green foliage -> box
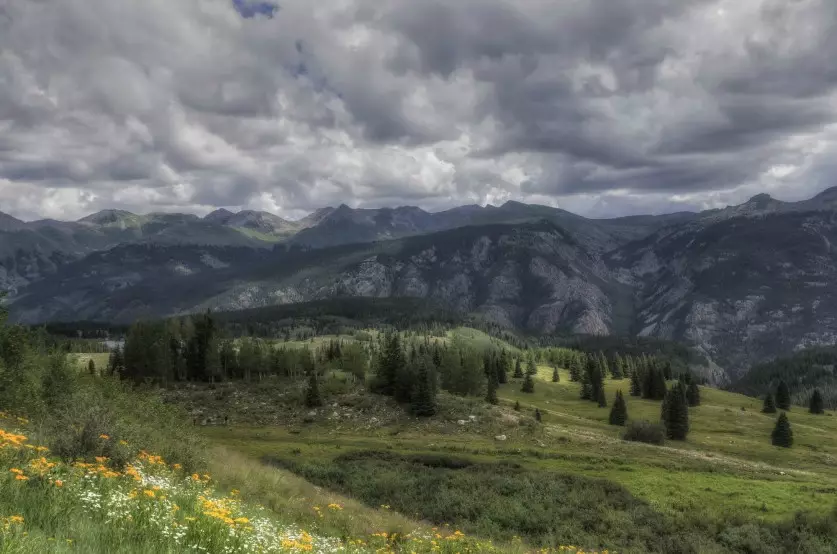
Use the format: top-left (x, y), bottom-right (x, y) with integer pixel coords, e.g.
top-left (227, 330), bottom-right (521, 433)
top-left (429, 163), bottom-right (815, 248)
top-left (809, 389), bottom-right (824, 415)
top-left (270, 450), bottom-right (682, 550)
top-left (525, 353), bottom-right (537, 376)
top-left (485, 363), bottom-right (499, 405)
top-left (762, 393), bottom-right (777, 414)
top-left (629, 367), bottom-right (642, 397)
top-left (771, 412), bottom-right (793, 448)
top-left (735, 345), bottom-right (837, 408)
top-left (661, 382), bottom-right (690, 441)
top-left (609, 390), bottom-right (627, 426)
top-left (411, 355), bottom-right (437, 417)
top-left (687, 382), bottom-right (701, 407)
top-left (513, 358), bottom-right (523, 378)
top-left (521, 371), bottom-right (534, 394)
top-left (596, 386), bottom-right (607, 408)
top-left (304, 366), bottom-right (323, 409)
top-left (776, 381), bottom-right (791, 411)
top-left (551, 366), bottom-right (560, 383)
top-left (622, 420), bottom-right (666, 445)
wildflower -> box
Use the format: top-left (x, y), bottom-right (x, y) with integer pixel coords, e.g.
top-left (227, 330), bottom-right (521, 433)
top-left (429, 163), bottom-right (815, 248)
top-left (94, 456), bottom-right (108, 463)
top-left (99, 434), bottom-right (110, 440)
top-left (9, 515), bottom-right (24, 524)
top-left (9, 468), bottom-right (23, 474)
top-left (15, 474), bottom-right (29, 481)
top-left (143, 490), bottom-right (156, 498)
top-left (119, 440), bottom-right (129, 446)
top-left (54, 480), bottom-right (63, 487)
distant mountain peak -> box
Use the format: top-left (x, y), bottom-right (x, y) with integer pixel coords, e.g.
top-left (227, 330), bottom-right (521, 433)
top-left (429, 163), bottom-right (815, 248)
top-left (745, 193), bottom-right (773, 204)
top-left (813, 186), bottom-right (837, 201)
top-left (0, 211), bottom-right (26, 232)
top-left (78, 209), bottom-right (138, 226)
top-left (204, 208), bottom-right (235, 224)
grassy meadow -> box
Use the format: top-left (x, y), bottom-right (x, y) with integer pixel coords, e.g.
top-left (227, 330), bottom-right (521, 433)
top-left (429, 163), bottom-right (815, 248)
top-left (6, 326), bottom-right (837, 553)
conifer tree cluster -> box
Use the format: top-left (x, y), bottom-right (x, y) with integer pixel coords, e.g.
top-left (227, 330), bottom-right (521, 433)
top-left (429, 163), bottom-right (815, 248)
top-left (762, 393), bottom-right (777, 413)
top-left (661, 382), bottom-right (690, 440)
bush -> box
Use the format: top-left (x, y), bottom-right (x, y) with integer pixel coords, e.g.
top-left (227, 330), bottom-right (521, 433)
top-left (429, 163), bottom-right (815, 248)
top-left (622, 420), bottom-right (665, 445)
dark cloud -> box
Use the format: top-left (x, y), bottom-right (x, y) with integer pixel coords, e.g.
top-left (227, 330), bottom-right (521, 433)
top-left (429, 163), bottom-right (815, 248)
top-left (0, 0), bottom-right (835, 221)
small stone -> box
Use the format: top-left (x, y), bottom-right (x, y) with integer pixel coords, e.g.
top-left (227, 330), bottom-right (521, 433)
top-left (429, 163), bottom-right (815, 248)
top-left (495, 434), bottom-right (507, 441)
top-left (457, 419), bottom-right (466, 425)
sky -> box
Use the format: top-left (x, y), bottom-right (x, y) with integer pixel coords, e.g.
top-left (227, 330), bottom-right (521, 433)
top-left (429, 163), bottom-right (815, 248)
top-left (1, 0), bottom-right (836, 221)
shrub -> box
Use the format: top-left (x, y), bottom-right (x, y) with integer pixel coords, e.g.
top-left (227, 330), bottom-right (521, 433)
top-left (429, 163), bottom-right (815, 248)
top-left (622, 420), bottom-right (665, 445)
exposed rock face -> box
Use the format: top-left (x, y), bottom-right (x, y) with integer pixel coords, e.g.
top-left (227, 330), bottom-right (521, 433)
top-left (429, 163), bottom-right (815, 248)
top-left (5, 189), bottom-right (837, 383)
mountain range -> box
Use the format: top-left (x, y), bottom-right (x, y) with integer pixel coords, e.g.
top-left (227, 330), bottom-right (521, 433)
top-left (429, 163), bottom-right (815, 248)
top-left (3, 187), bottom-right (837, 384)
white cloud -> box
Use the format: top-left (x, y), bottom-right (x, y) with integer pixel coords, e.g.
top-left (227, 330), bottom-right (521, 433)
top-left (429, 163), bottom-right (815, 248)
top-left (0, 0), bottom-right (836, 221)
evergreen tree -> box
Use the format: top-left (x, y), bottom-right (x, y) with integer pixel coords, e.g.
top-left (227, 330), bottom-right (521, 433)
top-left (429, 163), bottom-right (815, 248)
top-left (569, 354), bottom-right (582, 382)
top-left (661, 382), bottom-right (690, 440)
top-left (526, 353), bottom-right (538, 376)
top-left (762, 393), bottom-right (777, 414)
top-left (612, 354), bottom-right (624, 379)
top-left (521, 371), bottom-right (535, 393)
top-left (304, 366), bottom-right (323, 408)
top-left (514, 400), bottom-right (521, 411)
top-left (87, 358), bottom-right (96, 376)
top-left (534, 408), bottom-right (542, 422)
top-left (598, 352), bottom-right (610, 379)
top-left (609, 390), bottom-right (628, 426)
top-left (412, 355), bottom-right (437, 417)
top-left (771, 412), bottom-right (793, 448)
top-left (686, 382), bottom-right (701, 407)
top-left (485, 365), bottom-right (499, 405)
top-left (374, 333), bottom-right (405, 396)
top-left (809, 389), bottom-right (825, 415)
top-left (776, 380), bottom-right (791, 411)
top-left (497, 350), bottom-right (509, 384)
top-left (662, 360), bottom-right (673, 380)
top-left (513, 358), bottom-right (524, 378)
top-left (552, 366), bottom-right (560, 383)
top-left (580, 369), bottom-right (592, 400)
top-left (629, 368), bottom-right (642, 397)
top-left (597, 386), bottom-right (607, 408)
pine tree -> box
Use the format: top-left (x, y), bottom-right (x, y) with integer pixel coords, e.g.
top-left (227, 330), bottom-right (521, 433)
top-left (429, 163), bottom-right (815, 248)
top-left (497, 350), bottom-right (509, 384)
top-left (686, 382), bottom-right (701, 407)
top-left (597, 386), bottom-right (607, 408)
top-left (534, 408), bottom-right (542, 422)
top-left (762, 393), bottom-right (777, 414)
top-left (776, 380), bottom-right (791, 411)
top-left (513, 400), bottom-right (521, 411)
top-left (552, 366), bottom-right (560, 383)
top-left (569, 354), bottom-right (582, 381)
top-left (809, 389), bottom-right (824, 415)
top-left (609, 390), bottom-right (628, 426)
top-left (412, 355), bottom-right (437, 417)
top-left (485, 365), bottom-right (499, 405)
top-left (525, 353), bottom-right (537, 376)
top-left (629, 368), bottom-right (642, 397)
top-left (580, 369), bottom-right (592, 400)
top-left (771, 412), bottom-right (793, 448)
top-left (598, 352), bottom-right (610, 379)
top-left (375, 333), bottom-right (405, 397)
top-left (87, 358), bottom-right (96, 376)
top-left (304, 367), bottom-right (323, 408)
top-left (661, 382), bottom-right (689, 440)
top-left (513, 359), bottom-right (524, 378)
top-left (612, 354), bottom-right (624, 380)
top-left (521, 371), bottom-right (535, 393)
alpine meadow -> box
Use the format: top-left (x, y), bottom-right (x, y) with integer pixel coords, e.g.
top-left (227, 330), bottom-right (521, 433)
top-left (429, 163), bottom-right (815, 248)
top-left (3, 0), bottom-right (837, 552)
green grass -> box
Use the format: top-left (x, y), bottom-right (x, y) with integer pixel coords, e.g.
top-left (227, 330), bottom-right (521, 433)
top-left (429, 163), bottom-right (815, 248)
top-left (199, 363), bottom-right (837, 552)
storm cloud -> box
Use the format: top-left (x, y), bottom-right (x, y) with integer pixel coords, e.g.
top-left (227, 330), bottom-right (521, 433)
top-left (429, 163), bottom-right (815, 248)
top-left (0, 0), bottom-right (835, 220)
